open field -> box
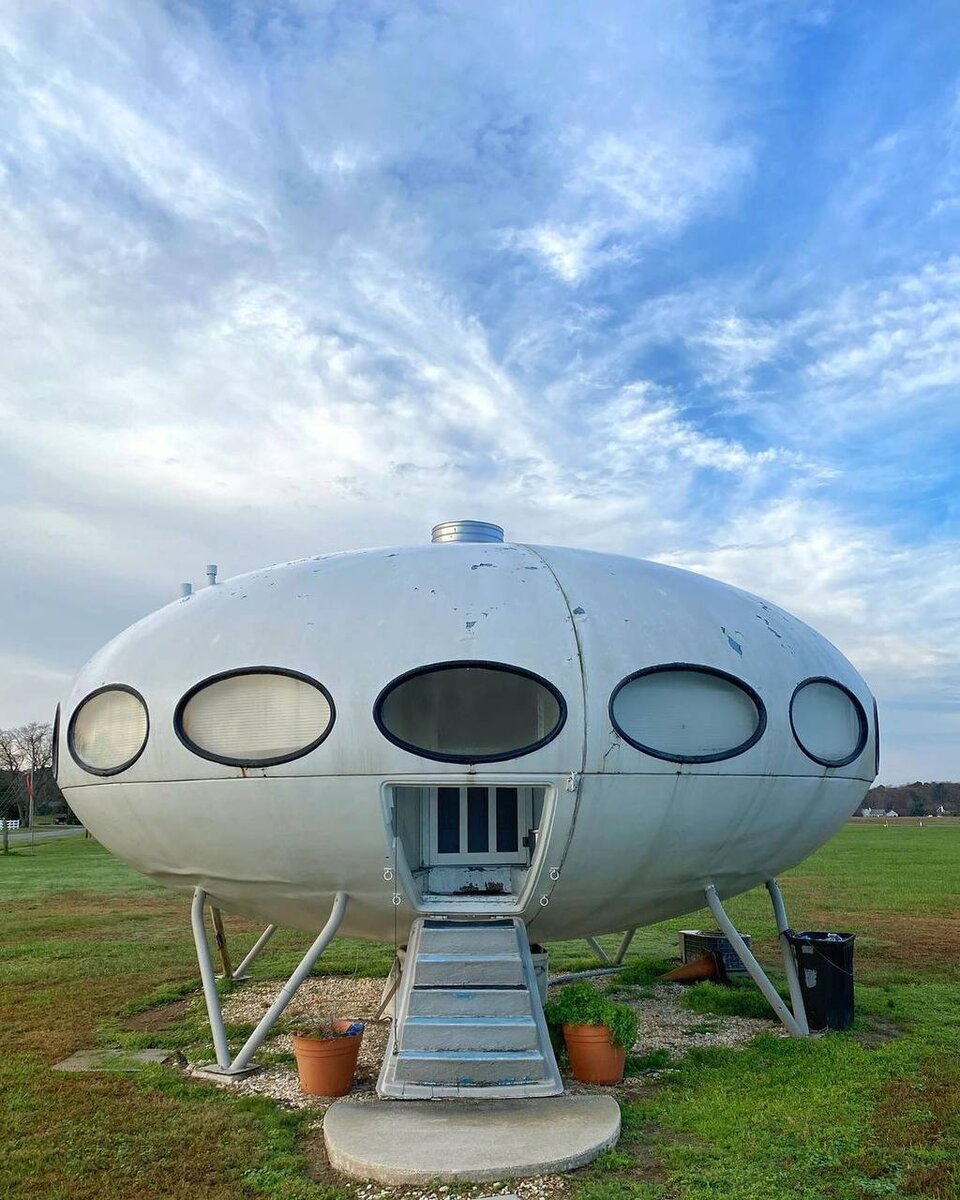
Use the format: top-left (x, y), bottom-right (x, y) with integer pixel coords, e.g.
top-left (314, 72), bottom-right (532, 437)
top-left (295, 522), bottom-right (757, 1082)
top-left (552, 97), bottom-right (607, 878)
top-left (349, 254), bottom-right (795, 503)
top-left (2, 824), bottom-right (959, 1200)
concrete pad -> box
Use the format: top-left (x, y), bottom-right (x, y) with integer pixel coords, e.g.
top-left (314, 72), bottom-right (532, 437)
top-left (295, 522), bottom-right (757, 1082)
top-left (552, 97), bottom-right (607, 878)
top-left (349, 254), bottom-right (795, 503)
top-left (53, 1048), bottom-right (183, 1073)
top-left (323, 1094), bottom-right (621, 1184)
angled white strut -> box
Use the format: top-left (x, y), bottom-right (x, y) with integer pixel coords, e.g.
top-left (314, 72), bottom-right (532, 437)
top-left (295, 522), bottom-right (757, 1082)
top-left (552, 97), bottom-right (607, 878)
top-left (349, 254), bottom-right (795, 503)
top-left (191, 887), bottom-right (349, 1075)
top-left (704, 881), bottom-right (809, 1038)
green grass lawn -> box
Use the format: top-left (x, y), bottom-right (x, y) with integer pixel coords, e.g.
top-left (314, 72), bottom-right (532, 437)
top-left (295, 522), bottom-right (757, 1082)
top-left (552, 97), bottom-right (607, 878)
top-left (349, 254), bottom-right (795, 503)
top-left (2, 825), bottom-right (959, 1199)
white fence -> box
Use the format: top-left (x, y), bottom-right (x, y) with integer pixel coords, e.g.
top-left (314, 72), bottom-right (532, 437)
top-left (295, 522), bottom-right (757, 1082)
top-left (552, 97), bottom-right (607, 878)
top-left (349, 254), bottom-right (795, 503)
top-left (1, 819), bottom-right (20, 830)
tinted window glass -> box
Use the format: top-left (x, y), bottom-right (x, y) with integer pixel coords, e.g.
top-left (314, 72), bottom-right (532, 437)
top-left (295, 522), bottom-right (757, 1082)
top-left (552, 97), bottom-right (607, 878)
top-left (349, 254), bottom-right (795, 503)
top-left (376, 662), bottom-right (565, 763)
top-left (791, 679), bottom-right (867, 767)
top-left (611, 665), bottom-right (765, 763)
top-left (437, 787), bottom-right (460, 854)
top-left (496, 787), bottom-right (519, 853)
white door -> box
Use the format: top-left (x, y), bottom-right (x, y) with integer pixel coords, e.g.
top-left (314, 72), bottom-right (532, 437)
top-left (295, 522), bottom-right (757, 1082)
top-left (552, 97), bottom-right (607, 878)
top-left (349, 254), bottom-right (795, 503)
top-left (426, 786), bottom-right (532, 866)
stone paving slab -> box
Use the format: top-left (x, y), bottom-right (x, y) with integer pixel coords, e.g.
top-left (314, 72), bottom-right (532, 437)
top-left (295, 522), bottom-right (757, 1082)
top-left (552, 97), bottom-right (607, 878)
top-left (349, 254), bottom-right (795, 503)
top-left (53, 1048), bottom-right (183, 1073)
top-left (323, 1094), bottom-right (621, 1184)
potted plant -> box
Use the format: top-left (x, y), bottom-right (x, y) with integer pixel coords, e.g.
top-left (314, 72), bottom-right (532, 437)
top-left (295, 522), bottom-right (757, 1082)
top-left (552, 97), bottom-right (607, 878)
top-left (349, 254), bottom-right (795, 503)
top-left (289, 1019), bottom-right (365, 1096)
top-left (544, 983), bottom-right (637, 1085)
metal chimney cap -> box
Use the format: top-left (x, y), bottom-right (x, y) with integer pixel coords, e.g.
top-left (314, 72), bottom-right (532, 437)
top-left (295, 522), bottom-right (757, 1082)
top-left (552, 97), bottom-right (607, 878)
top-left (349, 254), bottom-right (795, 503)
top-left (431, 520), bottom-right (505, 544)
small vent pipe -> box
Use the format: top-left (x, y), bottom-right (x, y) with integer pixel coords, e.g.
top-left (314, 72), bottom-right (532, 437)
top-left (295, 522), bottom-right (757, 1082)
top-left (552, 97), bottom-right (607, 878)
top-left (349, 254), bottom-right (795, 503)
top-left (431, 520), bottom-right (504, 544)
top-left (206, 564), bottom-right (219, 586)
top-left (180, 583), bottom-right (193, 599)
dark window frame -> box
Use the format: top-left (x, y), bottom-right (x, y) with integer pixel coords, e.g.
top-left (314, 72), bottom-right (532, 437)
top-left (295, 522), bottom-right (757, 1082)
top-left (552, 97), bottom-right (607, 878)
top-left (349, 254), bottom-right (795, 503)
top-left (67, 684), bottom-right (150, 777)
top-left (174, 666), bottom-right (336, 768)
top-left (373, 659), bottom-right (567, 764)
top-left (608, 662), bottom-right (767, 764)
top-left (52, 703), bottom-right (61, 781)
top-left (873, 697), bottom-right (880, 777)
top-left (789, 676), bottom-right (868, 768)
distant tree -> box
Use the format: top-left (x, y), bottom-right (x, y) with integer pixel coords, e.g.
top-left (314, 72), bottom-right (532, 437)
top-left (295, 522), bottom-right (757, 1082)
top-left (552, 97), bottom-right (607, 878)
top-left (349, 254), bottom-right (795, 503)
top-left (0, 722), bottom-right (53, 829)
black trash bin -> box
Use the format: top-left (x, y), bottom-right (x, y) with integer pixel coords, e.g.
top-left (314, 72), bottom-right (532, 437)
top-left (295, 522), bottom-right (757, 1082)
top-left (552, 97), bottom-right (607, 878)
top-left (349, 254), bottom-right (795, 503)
top-left (785, 931), bottom-right (855, 1031)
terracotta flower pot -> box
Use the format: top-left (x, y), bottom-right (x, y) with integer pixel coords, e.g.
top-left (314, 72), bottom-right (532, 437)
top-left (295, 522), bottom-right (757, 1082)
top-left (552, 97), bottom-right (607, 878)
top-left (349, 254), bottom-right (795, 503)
top-left (562, 1022), bottom-right (627, 1085)
top-left (292, 1020), bottom-right (364, 1096)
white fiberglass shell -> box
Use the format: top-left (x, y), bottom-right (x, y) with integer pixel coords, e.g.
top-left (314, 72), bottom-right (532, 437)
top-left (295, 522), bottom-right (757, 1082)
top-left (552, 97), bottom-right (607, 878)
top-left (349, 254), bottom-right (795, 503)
top-left (58, 540), bottom-right (877, 939)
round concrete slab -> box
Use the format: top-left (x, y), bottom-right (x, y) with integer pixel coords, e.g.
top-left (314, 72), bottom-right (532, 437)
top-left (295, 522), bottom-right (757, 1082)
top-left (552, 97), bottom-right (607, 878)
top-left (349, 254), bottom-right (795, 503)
top-left (323, 1094), bottom-right (621, 1184)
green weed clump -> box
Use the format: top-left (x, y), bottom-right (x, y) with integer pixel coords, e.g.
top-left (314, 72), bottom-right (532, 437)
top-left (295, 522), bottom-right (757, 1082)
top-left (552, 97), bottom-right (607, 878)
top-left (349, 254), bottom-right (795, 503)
top-left (617, 957), bottom-right (674, 986)
top-left (681, 979), bottom-right (785, 1021)
top-left (625, 1048), bottom-right (674, 1074)
top-left (544, 982), bottom-right (638, 1049)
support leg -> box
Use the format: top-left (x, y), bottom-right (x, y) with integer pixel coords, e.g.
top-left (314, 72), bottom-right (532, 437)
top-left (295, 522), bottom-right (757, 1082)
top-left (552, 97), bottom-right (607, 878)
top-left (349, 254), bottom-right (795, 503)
top-left (191, 889), bottom-right (231, 1069)
top-left (229, 891), bottom-right (349, 1074)
top-left (210, 907), bottom-right (233, 980)
top-left (704, 884), bottom-right (805, 1038)
top-left (613, 927), bottom-right (637, 966)
top-left (231, 924), bottom-right (278, 982)
top-left (585, 935), bottom-right (612, 965)
top-left (765, 878), bottom-right (809, 1036)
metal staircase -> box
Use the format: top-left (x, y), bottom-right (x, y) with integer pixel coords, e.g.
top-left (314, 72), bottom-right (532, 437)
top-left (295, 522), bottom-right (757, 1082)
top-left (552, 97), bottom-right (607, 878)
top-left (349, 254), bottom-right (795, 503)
top-left (377, 917), bottom-right (563, 1099)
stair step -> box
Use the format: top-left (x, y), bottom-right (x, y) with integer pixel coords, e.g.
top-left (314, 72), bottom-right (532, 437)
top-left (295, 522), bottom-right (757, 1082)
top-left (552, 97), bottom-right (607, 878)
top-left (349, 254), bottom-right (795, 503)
top-left (400, 1016), bottom-right (539, 1052)
top-left (419, 924), bottom-right (518, 956)
top-left (393, 1050), bottom-right (549, 1087)
top-left (414, 954), bottom-right (524, 987)
top-left (406, 987), bottom-right (532, 1018)
top-left (376, 915), bottom-right (562, 1099)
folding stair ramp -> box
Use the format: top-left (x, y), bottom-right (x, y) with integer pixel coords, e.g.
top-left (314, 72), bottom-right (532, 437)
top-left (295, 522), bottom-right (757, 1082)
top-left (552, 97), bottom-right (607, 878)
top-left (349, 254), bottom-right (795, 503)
top-left (377, 917), bottom-right (563, 1098)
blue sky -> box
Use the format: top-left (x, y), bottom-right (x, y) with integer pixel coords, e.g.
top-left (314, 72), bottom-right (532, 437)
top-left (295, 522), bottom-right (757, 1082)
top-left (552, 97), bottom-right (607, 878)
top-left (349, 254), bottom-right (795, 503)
top-left (1, 1), bottom-right (957, 782)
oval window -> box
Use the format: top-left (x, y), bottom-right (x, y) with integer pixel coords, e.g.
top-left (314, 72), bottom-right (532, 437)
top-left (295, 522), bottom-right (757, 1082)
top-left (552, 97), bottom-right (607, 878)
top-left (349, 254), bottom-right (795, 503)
top-left (175, 668), bottom-right (335, 767)
top-left (610, 664), bottom-right (765, 763)
top-left (375, 661), bottom-right (566, 763)
top-left (68, 686), bottom-right (149, 776)
top-left (790, 678), bottom-right (867, 768)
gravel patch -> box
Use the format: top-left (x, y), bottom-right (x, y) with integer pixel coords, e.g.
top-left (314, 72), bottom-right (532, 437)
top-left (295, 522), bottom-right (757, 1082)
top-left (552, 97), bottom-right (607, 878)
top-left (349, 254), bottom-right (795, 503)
top-left (182, 973), bottom-right (778, 1197)
top-left (186, 975), bottom-right (391, 1106)
top-left (349, 1177), bottom-right (568, 1200)
top-left (186, 974), bottom-right (777, 1106)
top-left (621, 981), bottom-right (779, 1054)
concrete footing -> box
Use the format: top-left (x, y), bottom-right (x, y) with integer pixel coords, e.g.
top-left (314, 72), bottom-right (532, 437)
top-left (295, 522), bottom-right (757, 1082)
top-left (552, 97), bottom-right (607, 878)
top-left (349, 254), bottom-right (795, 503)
top-left (52, 1049), bottom-right (183, 1073)
top-left (323, 1094), bottom-right (621, 1184)
top-left (191, 1063), bottom-right (261, 1082)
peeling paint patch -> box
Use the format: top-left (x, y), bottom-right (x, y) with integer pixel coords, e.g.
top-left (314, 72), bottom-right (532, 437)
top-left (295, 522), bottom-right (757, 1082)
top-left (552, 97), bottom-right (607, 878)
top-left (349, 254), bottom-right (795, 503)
top-left (572, 606), bottom-right (586, 616)
top-left (755, 613), bottom-right (783, 640)
top-left (721, 627), bottom-right (743, 656)
top-left (470, 563), bottom-right (495, 570)
top-left (465, 620), bottom-right (477, 630)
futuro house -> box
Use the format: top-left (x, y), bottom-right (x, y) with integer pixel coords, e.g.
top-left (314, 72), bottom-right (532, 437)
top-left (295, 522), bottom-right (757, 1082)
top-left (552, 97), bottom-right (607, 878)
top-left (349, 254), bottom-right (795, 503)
top-left (57, 520), bottom-right (877, 1095)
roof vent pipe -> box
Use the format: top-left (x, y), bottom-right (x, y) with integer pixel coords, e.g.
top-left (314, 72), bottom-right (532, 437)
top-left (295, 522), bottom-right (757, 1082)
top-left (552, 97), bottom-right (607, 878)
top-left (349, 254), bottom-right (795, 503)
top-left (206, 564), bottom-right (218, 586)
top-left (180, 583), bottom-right (193, 599)
top-left (431, 520), bottom-right (504, 544)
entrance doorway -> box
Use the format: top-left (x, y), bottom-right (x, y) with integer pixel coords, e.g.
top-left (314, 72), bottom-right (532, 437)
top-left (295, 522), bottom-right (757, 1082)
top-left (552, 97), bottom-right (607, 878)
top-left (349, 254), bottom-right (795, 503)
top-left (391, 784), bottom-right (546, 906)
top-left (430, 786), bottom-right (530, 865)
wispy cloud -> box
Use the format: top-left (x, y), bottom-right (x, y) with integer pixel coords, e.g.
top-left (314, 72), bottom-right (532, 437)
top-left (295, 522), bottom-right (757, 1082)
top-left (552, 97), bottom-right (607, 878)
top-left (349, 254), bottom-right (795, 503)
top-left (0, 1), bottom-right (957, 780)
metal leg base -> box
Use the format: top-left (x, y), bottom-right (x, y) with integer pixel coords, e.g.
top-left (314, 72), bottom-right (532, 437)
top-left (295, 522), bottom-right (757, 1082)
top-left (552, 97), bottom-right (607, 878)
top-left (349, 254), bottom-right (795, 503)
top-left (191, 1063), bottom-right (261, 1081)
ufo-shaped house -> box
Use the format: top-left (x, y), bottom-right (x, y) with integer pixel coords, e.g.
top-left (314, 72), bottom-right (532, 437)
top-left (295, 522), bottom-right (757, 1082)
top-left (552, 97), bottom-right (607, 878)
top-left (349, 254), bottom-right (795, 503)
top-left (57, 521), bottom-right (877, 1096)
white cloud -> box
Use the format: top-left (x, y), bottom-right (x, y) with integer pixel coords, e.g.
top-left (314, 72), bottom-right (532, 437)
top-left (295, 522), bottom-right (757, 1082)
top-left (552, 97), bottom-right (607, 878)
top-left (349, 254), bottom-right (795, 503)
top-left (659, 500), bottom-right (960, 781)
top-left (0, 2), bottom-right (957, 786)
